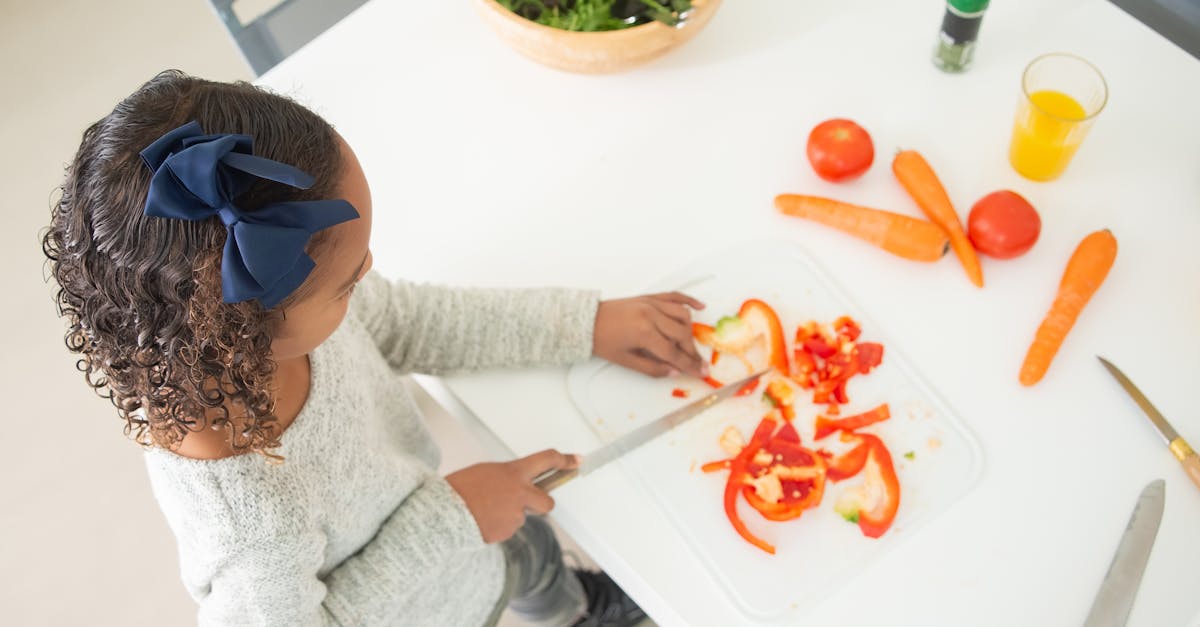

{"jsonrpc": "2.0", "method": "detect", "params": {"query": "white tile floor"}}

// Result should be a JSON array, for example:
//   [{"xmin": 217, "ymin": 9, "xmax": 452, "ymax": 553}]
[{"xmin": 0, "ymin": 2, "xmax": 636, "ymax": 625}]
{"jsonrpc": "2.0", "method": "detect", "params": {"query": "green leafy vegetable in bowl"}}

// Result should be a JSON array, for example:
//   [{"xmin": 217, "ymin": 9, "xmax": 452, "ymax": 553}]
[{"xmin": 497, "ymin": 0, "xmax": 694, "ymax": 31}]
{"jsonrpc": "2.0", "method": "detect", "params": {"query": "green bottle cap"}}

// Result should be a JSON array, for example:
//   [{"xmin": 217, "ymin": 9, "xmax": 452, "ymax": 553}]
[{"xmin": 948, "ymin": 0, "xmax": 989, "ymax": 14}]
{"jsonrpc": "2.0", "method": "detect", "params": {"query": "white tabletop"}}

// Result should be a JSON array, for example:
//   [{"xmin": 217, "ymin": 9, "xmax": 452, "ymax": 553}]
[{"xmin": 259, "ymin": 0, "xmax": 1200, "ymax": 624}]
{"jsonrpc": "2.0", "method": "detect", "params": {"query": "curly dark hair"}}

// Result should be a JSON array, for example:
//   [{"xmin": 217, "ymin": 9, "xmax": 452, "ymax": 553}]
[{"xmin": 42, "ymin": 70, "xmax": 344, "ymax": 458}]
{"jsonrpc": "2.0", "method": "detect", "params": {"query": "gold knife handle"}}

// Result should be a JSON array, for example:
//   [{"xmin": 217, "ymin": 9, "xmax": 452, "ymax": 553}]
[
  {"xmin": 533, "ymin": 467, "xmax": 579, "ymax": 493},
  {"xmin": 1171, "ymin": 438, "xmax": 1200, "ymax": 492}
]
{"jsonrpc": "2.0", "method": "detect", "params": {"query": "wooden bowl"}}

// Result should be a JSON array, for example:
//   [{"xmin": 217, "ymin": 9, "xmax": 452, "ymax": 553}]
[{"xmin": 474, "ymin": 0, "xmax": 722, "ymax": 74}]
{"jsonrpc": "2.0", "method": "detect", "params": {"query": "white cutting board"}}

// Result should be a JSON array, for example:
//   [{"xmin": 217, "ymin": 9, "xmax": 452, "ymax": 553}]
[{"xmin": 566, "ymin": 240, "xmax": 983, "ymax": 622}]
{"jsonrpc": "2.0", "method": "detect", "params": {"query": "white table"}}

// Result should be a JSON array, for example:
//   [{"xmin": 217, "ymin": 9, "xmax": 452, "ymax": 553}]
[{"xmin": 260, "ymin": 0, "xmax": 1200, "ymax": 624}]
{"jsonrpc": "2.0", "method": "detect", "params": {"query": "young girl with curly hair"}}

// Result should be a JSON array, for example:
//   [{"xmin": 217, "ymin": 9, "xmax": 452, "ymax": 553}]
[{"xmin": 43, "ymin": 70, "xmax": 708, "ymax": 627}]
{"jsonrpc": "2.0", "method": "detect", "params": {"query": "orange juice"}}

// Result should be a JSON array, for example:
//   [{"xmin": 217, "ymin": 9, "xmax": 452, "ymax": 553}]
[{"xmin": 1008, "ymin": 90, "xmax": 1090, "ymax": 181}]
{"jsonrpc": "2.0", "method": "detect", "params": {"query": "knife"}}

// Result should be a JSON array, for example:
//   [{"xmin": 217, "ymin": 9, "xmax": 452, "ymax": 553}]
[
  {"xmin": 1082, "ymin": 479, "xmax": 1165, "ymax": 627},
  {"xmin": 534, "ymin": 370, "xmax": 769, "ymax": 492},
  {"xmin": 1098, "ymin": 356, "xmax": 1200, "ymax": 491}
]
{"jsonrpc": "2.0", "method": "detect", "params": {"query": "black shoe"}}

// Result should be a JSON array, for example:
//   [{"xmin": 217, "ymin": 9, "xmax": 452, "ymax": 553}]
[{"xmin": 571, "ymin": 569, "xmax": 648, "ymax": 627}]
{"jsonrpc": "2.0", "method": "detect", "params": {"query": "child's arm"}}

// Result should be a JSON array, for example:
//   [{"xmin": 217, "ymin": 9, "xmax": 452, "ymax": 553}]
[
  {"xmin": 350, "ymin": 271, "xmax": 706, "ymax": 377},
  {"xmin": 182, "ymin": 472, "xmax": 490, "ymax": 626}
]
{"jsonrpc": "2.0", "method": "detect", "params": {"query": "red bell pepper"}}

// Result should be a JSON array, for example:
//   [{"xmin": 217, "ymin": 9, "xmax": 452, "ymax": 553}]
[
  {"xmin": 833, "ymin": 434, "xmax": 900, "ymax": 538},
  {"xmin": 804, "ymin": 337, "xmax": 838, "ymax": 360},
  {"xmin": 741, "ymin": 436, "xmax": 826, "ymax": 521},
  {"xmin": 700, "ymin": 375, "xmax": 759, "ymax": 397},
  {"xmin": 724, "ymin": 417, "xmax": 778, "ymax": 554},
  {"xmin": 774, "ymin": 421, "xmax": 801, "ymax": 444},
  {"xmin": 814, "ymin": 403, "xmax": 891, "ymax": 440},
  {"xmin": 671, "ymin": 388, "xmax": 689, "ymax": 398},
  {"xmin": 762, "ymin": 379, "xmax": 796, "ymax": 421},
  {"xmin": 823, "ymin": 433, "xmax": 869, "ymax": 481},
  {"xmin": 834, "ymin": 316, "xmax": 862, "ymax": 342},
  {"xmin": 855, "ymin": 342, "xmax": 884, "ymax": 375},
  {"xmin": 738, "ymin": 299, "xmax": 790, "ymax": 374},
  {"xmin": 791, "ymin": 349, "xmax": 817, "ymax": 389}
]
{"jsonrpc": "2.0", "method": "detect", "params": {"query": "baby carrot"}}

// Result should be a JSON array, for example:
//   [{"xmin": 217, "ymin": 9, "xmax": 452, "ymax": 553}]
[
  {"xmin": 892, "ymin": 150, "xmax": 984, "ymax": 287},
  {"xmin": 1020, "ymin": 229, "xmax": 1118, "ymax": 386},
  {"xmin": 775, "ymin": 194, "xmax": 949, "ymax": 262}
]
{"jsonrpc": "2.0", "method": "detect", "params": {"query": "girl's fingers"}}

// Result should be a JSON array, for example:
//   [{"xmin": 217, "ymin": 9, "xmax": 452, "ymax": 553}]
[
  {"xmin": 514, "ymin": 449, "xmax": 575, "ymax": 481},
  {"xmin": 648, "ymin": 300, "xmax": 693, "ymax": 326},
  {"xmin": 622, "ymin": 350, "xmax": 675, "ymax": 378},
  {"xmin": 653, "ymin": 291, "xmax": 706, "ymax": 311},
  {"xmin": 651, "ymin": 318, "xmax": 706, "ymax": 376},
  {"xmin": 646, "ymin": 333, "xmax": 704, "ymax": 378},
  {"xmin": 523, "ymin": 487, "xmax": 556, "ymax": 515}
]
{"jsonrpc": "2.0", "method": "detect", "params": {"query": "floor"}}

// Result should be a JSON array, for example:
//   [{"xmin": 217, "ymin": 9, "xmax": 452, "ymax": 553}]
[{"xmin": 0, "ymin": 1, "xmax": 618, "ymax": 625}]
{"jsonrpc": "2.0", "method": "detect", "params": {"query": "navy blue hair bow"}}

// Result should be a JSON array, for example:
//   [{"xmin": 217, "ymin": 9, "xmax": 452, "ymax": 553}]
[{"xmin": 140, "ymin": 121, "xmax": 359, "ymax": 309}]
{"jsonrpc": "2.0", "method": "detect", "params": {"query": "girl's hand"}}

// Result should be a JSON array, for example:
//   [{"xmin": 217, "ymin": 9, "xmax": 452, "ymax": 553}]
[
  {"xmin": 445, "ymin": 449, "xmax": 579, "ymax": 544},
  {"xmin": 593, "ymin": 292, "xmax": 708, "ymax": 379}
]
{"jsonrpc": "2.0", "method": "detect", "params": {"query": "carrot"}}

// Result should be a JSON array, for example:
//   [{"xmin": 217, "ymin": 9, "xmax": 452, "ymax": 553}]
[
  {"xmin": 892, "ymin": 150, "xmax": 984, "ymax": 287},
  {"xmin": 775, "ymin": 194, "xmax": 949, "ymax": 262},
  {"xmin": 1020, "ymin": 229, "xmax": 1118, "ymax": 386}
]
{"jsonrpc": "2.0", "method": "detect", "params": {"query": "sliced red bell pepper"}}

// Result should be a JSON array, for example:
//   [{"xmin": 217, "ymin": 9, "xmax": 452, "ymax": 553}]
[
  {"xmin": 823, "ymin": 433, "xmax": 869, "ymax": 481},
  {"xmin": 774, "ymin": 421, "xmax": 801, "ymax": 444},
  {"xmin": 855, "ymin": 342, "xmax": 884, "ymax": 375},
  {"xmin": 724, "ymin": 417, "xmax": 778, "ymax": 554},
  {"xmin": 791, "ymin": 349, "xmax": 817, "ymax": 389},
  {"xmin": 814, "ymin": 403, "xmax": 891, "ymax": 440},
  {"xmin": 833, "ymin": 380, "xmax": 850, "ymax": 405},
  {"xmin": 804, "ymin": 336, "xmax": 837, "ymax": 360},
  {"xmin": 762, "ymin": 379, "xmax": 796, "ymax": 421},
  {"xmin": 741, "ymin": 435, "xmax": 826, "ymax": 521},
  {"xmin": 692, "ymin": 322, "xmax": 716, "ymax": 347},
  {"xmin": 742, "ymin": 484, "xmax": 806, "ymax": 521},
  {"xmin": 833, "ymin": 434, "xmax": 900, "ymax": 538},
  {"xmin": 833, "ymin": 316, "xmax": 862, "ymax": 342},
  {"xmin": 701, "ymin": 375, "xmax": 760, "ymax": 397},
  {"xmin": 738, "ymin": 299, "xmax": 790, "ymax": 374},
  {"xmin": 700, "ymin": 459, "xmax": 730, "ymax": 473},
  {"xmin": 671, "ymin": 388, "xmax": 688, "ymax": 398}
]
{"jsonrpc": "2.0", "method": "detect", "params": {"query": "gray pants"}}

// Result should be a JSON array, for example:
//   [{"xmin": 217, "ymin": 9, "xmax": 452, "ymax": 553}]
[{"xmin": 483, "ymin": 516, "xmax": 587, "ymax": 627}]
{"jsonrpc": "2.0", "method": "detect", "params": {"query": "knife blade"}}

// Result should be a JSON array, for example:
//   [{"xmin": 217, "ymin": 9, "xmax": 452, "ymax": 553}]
[
  {"xmin": 1098, "ymin": 356, "xmax": 1200, "ymax": 491},
  {"xmin": 534, "ymin": 370, "xmax": 769, "ymax": 492},
  {"xmin": 1082, "ymin": 479, "xmax": 1165, "ymax": 627}
]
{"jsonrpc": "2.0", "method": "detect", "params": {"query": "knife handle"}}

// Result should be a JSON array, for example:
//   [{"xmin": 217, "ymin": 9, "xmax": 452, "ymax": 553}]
[
  {"xmin": 1180, "ymin": 452, "xmax": 1200, "ymax": 493},
  {"xmin": 1169, "ymin": 438, "xmax": 1200, "ymax": 492},
  {"xmin": 533, "ymin": 467, "xmax": 579, "ymax": 493}
]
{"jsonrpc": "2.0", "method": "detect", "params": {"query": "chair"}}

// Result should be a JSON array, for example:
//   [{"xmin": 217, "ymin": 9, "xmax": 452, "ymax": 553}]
[{"xmin": 209, "ymin": 0, "xmax": 370, "ymax": 75}]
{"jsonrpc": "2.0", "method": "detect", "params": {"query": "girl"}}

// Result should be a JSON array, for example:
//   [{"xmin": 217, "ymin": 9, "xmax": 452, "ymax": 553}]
[{"xmin": 43, "ymin": 70, "xmax": 708, "ymax": 627}]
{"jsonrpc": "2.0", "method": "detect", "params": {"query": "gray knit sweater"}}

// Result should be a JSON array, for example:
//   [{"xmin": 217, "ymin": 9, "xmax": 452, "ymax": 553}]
[{"xmin": 144, "ymin": 271, "xmax": 599, "ymax": 626}]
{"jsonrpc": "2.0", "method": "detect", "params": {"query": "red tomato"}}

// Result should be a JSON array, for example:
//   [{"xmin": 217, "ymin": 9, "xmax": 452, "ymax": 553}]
[
  {"xmin": 967, "ymin": 191, "xmax": 1042, "ymax": 259},
  {"xmin": 806, "ymin": 119, "xmax": 874, "ymax": 182}
]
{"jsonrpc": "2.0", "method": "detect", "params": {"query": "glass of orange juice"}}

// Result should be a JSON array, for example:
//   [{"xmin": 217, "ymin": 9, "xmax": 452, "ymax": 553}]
[{"xmin": 1008, "ymin": 53, "xmax": 1108, "ymax": 181}]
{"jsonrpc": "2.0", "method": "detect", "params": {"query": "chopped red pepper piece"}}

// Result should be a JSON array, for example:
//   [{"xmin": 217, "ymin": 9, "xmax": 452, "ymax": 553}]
[
  {"xmin": 834, "ymin": 316, "xmax": 862, "ymax": 342},
  {"xmin": 774, "ymin": 421, "xmax": 801, "ymax": 444},
  {"xmin": 700, "ymin": 459, "xmax": 730, "ymax": 473},
  {"xmin": 762, "ymin": 379, "xmax": 796, "ymax": 421},
  {"xmin": 804, "ymin": 337, "xmax": 838, "ymax": 359},
  {"xmin": 814, "ymin": 403, "xmax": 891, "ymax": 440},
  {"xmin": 738, "ymin": 299, "xmax": 790, "ymax": 374},
  {"xmin": 855, "ymin": 342, "xmax": 884, "ymax": 375},
  {"xmin": 741, "ymin": 436, "xmax": 826, "ymax": 521},
  {"xmin": 833, "ymin": 434, "xmax": 900, "ymax": 538},
  {"xmin": 724, "ymin": 417, "xmax": 779, "ymax": 554},
  {"xmin": 671, "ymin": 388, "xmax": 689, "ymax": 398},
  {"xmin": 823, "ymin": 433, "xmax": 869, "ymax": 481}
]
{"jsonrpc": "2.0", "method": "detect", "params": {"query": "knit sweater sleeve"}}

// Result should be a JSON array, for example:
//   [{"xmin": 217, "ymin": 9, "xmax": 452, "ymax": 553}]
[
  {"xmin": 163, "ymin": 468, "xmax": 486, "ymax": 627},
  {"xmin": 349, "ymin": 270, "xmax": 599, "ymax": 375}
]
